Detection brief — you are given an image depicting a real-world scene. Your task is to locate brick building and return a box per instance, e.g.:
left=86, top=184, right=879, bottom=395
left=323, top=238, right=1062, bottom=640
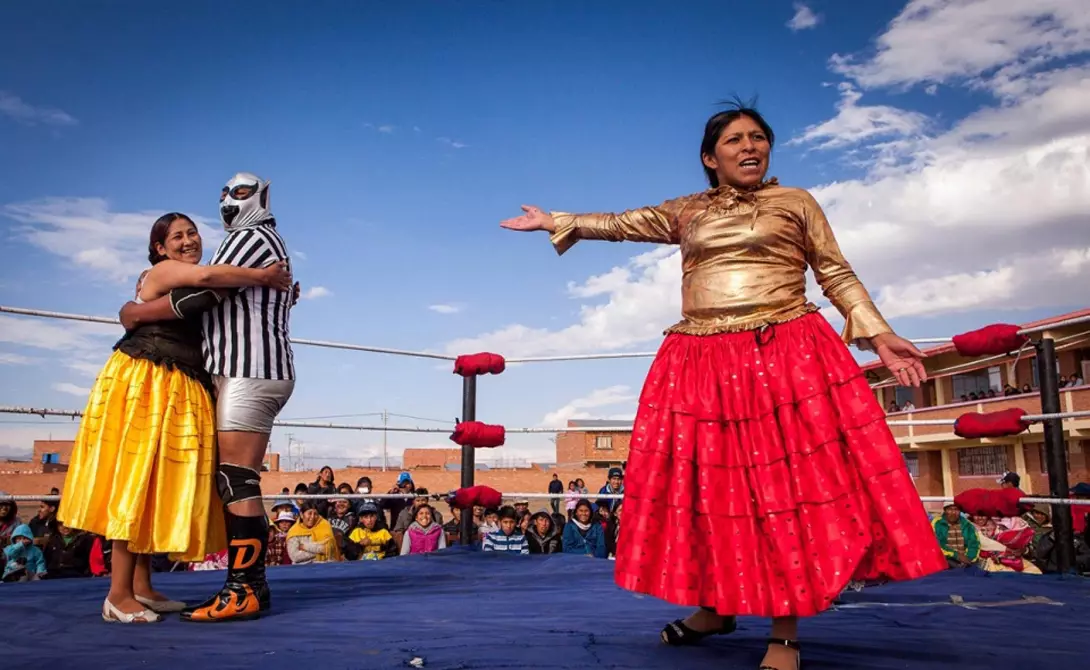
left=555, top=419, right=631, bottom=469
left=402, top=448, right=463, bottom=470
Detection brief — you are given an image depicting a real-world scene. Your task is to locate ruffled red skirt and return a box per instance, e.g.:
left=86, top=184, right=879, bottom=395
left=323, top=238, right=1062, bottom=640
left=614, top=312, right=947, bottom=618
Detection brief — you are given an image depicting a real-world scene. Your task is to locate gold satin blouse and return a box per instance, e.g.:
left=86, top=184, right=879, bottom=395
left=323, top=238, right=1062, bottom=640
left=549, top=179, right=891, bottom=345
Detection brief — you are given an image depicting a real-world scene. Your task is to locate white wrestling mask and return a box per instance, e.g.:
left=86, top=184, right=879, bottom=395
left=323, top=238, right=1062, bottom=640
left=220, top=172, right=273, bottom=231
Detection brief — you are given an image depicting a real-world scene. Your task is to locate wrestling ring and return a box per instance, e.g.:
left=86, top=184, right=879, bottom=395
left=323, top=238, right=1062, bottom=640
left=2, top=303, right=1090, bottom=670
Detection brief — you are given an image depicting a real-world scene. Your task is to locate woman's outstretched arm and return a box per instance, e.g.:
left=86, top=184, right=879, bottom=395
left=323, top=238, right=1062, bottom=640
left=142, top=260, right=291, bottom=299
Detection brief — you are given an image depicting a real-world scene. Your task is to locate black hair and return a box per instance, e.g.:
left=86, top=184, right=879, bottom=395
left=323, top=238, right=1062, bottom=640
left=147, top=212, right=197, bottom=265
left=700, top=96, right=776, bottom=188
left=497, top=505, right=518, bottom=521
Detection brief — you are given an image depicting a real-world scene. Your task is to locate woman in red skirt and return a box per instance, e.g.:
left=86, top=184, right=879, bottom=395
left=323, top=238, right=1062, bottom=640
left=500, top=103, right=948, bottom=670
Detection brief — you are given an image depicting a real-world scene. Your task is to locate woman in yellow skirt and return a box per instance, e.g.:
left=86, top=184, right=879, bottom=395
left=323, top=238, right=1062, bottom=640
left=58, top=212, right=291, bottom=624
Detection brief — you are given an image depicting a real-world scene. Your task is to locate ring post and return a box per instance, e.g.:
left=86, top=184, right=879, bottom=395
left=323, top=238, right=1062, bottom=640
left=459, top=375, right=477, bottom=546
left=1036, top=336, right=1075, bottom=573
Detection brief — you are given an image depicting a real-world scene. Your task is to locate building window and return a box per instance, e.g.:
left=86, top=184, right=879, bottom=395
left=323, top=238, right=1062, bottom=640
left=40, top=452, right=60, bottom=464
left=957, top=446, right=1008, bottom=476
left=952, top=367, right=1000, bottom=399
left=894, top=386, right=915, bottom=408
left=903, top=452, right=920, bottom=478
left=595, top=435, right=613, bottom=450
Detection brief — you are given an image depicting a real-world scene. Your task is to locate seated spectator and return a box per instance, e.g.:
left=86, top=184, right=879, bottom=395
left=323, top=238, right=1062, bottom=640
left=482, top=506, right=529, bottom=554
left=346, top=503, right=397, bottom=560
left=327, top=496, right=357, bottom=555
left=292, top=483, right=310, bottom=512
left=442, top=505, right=477, bottom=546
left=514, top=499, right=531, bottom=516
left=352, top=477, right=388, bottom=531
left=269, top=497, right=298, bottom=518
left=3, top=525, right=47, bottom=582
left=596, top=467, right=624, bottom=514
left=526, top=511, right=562, bottom=554
left=596, top=502, right=611, bottom=531
left=386, top=472, right=415, bottom=530
left=29, top=499, right=58, bottom=546
left=478, top=507, right=500, bottom=541
left=1021, top=384, right=1033, bottom=393
left=563, top=499, right=607, bottom=558
left=267, top=511, right=295, bottom=566
left=550, top=512, right=567, bottom=536
left=518, top=510, right=532, bottom=535
left=189, top=549, right=227, bottom=571
left=969, top=514, right=1041, bottom=574
left=287, top=503, right=342, bottom=564
left=89, top=534, right=111, bottom=577
left=0, top=495, right=20, bottom=545
left=394, top=489, right=443, bottom=532
left=931, top=503, right=980, bottom=568
left=1003, top=384, right=1019, bottom=396
left=43, top=521, right=92, bottom=579
left=401, top=504, right=446, bottom=556
left=605, top=502, right=623, bottom=559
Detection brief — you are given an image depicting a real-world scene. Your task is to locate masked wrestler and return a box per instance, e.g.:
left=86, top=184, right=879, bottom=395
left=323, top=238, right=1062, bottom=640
left=121, top=173, right=297, bottom=622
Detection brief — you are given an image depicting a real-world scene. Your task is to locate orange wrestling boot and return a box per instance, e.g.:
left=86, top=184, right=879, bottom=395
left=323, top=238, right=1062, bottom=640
left=180, top=512, right=270, bottom=623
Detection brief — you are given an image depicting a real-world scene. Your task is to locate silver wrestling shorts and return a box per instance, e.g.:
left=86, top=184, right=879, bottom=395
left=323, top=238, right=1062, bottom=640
left=213, top=376, right=295, bottom=433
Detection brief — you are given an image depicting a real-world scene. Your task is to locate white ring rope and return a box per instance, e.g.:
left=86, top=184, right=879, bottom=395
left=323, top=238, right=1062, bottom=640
left=2, top=405, right=1089, bottom=431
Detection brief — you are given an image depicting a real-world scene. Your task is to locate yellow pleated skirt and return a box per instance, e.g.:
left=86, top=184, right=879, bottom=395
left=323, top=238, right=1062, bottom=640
left=58, top=350, right=225, bottom=561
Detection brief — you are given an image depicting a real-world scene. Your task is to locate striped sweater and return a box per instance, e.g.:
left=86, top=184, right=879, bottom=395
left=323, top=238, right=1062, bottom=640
left=482, top=529, right=529, bottom=554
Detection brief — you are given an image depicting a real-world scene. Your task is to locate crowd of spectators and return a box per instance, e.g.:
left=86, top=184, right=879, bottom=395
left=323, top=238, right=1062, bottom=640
left=5, top=465, right=1088, bottom=583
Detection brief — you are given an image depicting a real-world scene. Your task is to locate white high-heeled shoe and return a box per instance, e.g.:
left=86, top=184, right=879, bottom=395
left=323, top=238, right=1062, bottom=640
left=102, top=598, right=161, bottom=623
left=135, top=595, right=187, bottom=613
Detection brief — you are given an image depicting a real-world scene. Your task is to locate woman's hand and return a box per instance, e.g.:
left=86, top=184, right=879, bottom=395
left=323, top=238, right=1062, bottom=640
left=871, top=333, right=927, bottom=387
left=500, top=205, right=556, bottom=233
left=260, top=261, right=293, bottom=291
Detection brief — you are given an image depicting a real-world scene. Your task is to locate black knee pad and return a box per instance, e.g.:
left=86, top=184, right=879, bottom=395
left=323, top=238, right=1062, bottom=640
left=216, top=464, right=263, bottom=505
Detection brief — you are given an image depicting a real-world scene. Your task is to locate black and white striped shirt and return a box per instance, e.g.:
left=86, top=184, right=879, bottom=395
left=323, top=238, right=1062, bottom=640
left=202, top=221, right=295, bottom=380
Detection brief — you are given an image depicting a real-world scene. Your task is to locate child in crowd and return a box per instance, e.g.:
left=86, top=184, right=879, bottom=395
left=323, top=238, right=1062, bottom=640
left=3, top=525, right=48, bottom=582
left=605, top=502, right=623, bottom=559
left=347, top=503, right=397, bottom=560
left=478, top=508, right=500, bottom=541
left=267, top=511, right=295, bottom=566
left=526, top=511, right=562, bottom=554
left=401, top=504, right=445, bottom=556
left=483, top=506, right=529, bottom=554
left=562, top=499, right=607, bottom=558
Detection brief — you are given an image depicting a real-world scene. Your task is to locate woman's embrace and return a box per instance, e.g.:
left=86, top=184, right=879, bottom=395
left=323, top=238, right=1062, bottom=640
left=57, top=212, right=291, bottom=624
left=501, top=102, right=946, bottom=670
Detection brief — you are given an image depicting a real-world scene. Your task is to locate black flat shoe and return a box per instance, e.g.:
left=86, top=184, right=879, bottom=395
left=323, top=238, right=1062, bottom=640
left=759, top=637, right=801, bottom=670
left=660, top=614, right=737, bottom=646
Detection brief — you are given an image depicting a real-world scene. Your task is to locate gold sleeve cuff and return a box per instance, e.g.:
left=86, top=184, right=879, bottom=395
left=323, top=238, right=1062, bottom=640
left=840, top=300, right=893, bottom=348
left=548, top=212, right=579, bottom=256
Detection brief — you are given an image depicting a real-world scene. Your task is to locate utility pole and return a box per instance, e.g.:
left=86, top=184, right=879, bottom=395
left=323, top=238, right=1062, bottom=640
left=285, top=433, right=295, bottom=472
left=382, top=409, right=388, bottom=472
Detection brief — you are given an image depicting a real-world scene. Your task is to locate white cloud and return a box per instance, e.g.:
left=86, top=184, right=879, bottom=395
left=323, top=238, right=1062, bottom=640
left=787, top=3, right=821, bottom=32
left=0, top=91, right=78, bottom=127
left=3, top=198, right=222, bottom=284
left=301, top=286, right=331, bottom=300
left=293, top=250, right=308, bottom=261
left=442, top=4, right=1090, bottom=360
left=437, top=137, right=468, bottom=149
left=364, top=122, right=396, bottom=134
left=428, top=304, right=462, bottom=315
left=539, top=385, right=637, bottom=428
left=52, top=382, right=91, bottom=397
left=0, top=353, right=37, bottom=365
left=0, top=315, right=119, bottom=353
left=829, top=0, right=1090, bottom=91
left=790, top=83, right=928, bottom=150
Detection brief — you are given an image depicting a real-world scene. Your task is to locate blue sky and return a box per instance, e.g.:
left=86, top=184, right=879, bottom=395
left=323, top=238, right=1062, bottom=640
left=2, top=1, right=1088, bottom=467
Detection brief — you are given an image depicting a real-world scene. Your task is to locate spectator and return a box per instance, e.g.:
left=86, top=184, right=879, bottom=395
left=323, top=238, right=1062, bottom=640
left=307, top=466, right=337, bottom=517
left=29, top=499, right=58, bottom=545
left=3, top=525, right=47, bottom=582
left=400, top=504, right=445, bottom=556
left=1021, top=384, right=1033, bottom=393
left=575, top=478, right=588, bottom=495
left=482, top=506, right=529, bottom=554
left=292, top=483, right=310, bottom=511
left=902, top=400, right=916, bottom=410
left=89, top=534, right=111, bottom=577
left=565, top=481, right=578, bottom=519
left=386, top=472, right=415, bottom=528
left=526, top=511, right=562, bottom=554
left=550, top=512, right=567, bottom=536
left=513, top=499, right=530, bottom=517
left=596, top=468, right=624, bottom=513
left=519, top=511, right=532, bottom=534
left=479, top=508, right=500, bottom=540
left=267, top=511, right=295, bottom=566
left=563, top=499, right=607, bottom=558
left=327, top=497, right=358, bottom=542
left=547, top=474, right=564, bottom=515
left=442, top=505, right=477, bottom=546
left=605, top=502, right=623, bottom=559
left=1003, top=384, right=1019, bottom=396
left=0, top=495, right=19, bottom=547
left=931, top=503, right=980, bottom=569
left=997, top=472, right=1021, bottom=489
left=352, top=477, right=387, bottom=530
left=43, top=521, right=92, bottom=579
left=887, top=400, right=899, bottom=412
left=287, top=503, right=341, bottom=564
left=269, top=498, right=298, bottom=518
left=346, top=503, right=397, bottom=560
left=394, top=489, right=443, bottom=532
